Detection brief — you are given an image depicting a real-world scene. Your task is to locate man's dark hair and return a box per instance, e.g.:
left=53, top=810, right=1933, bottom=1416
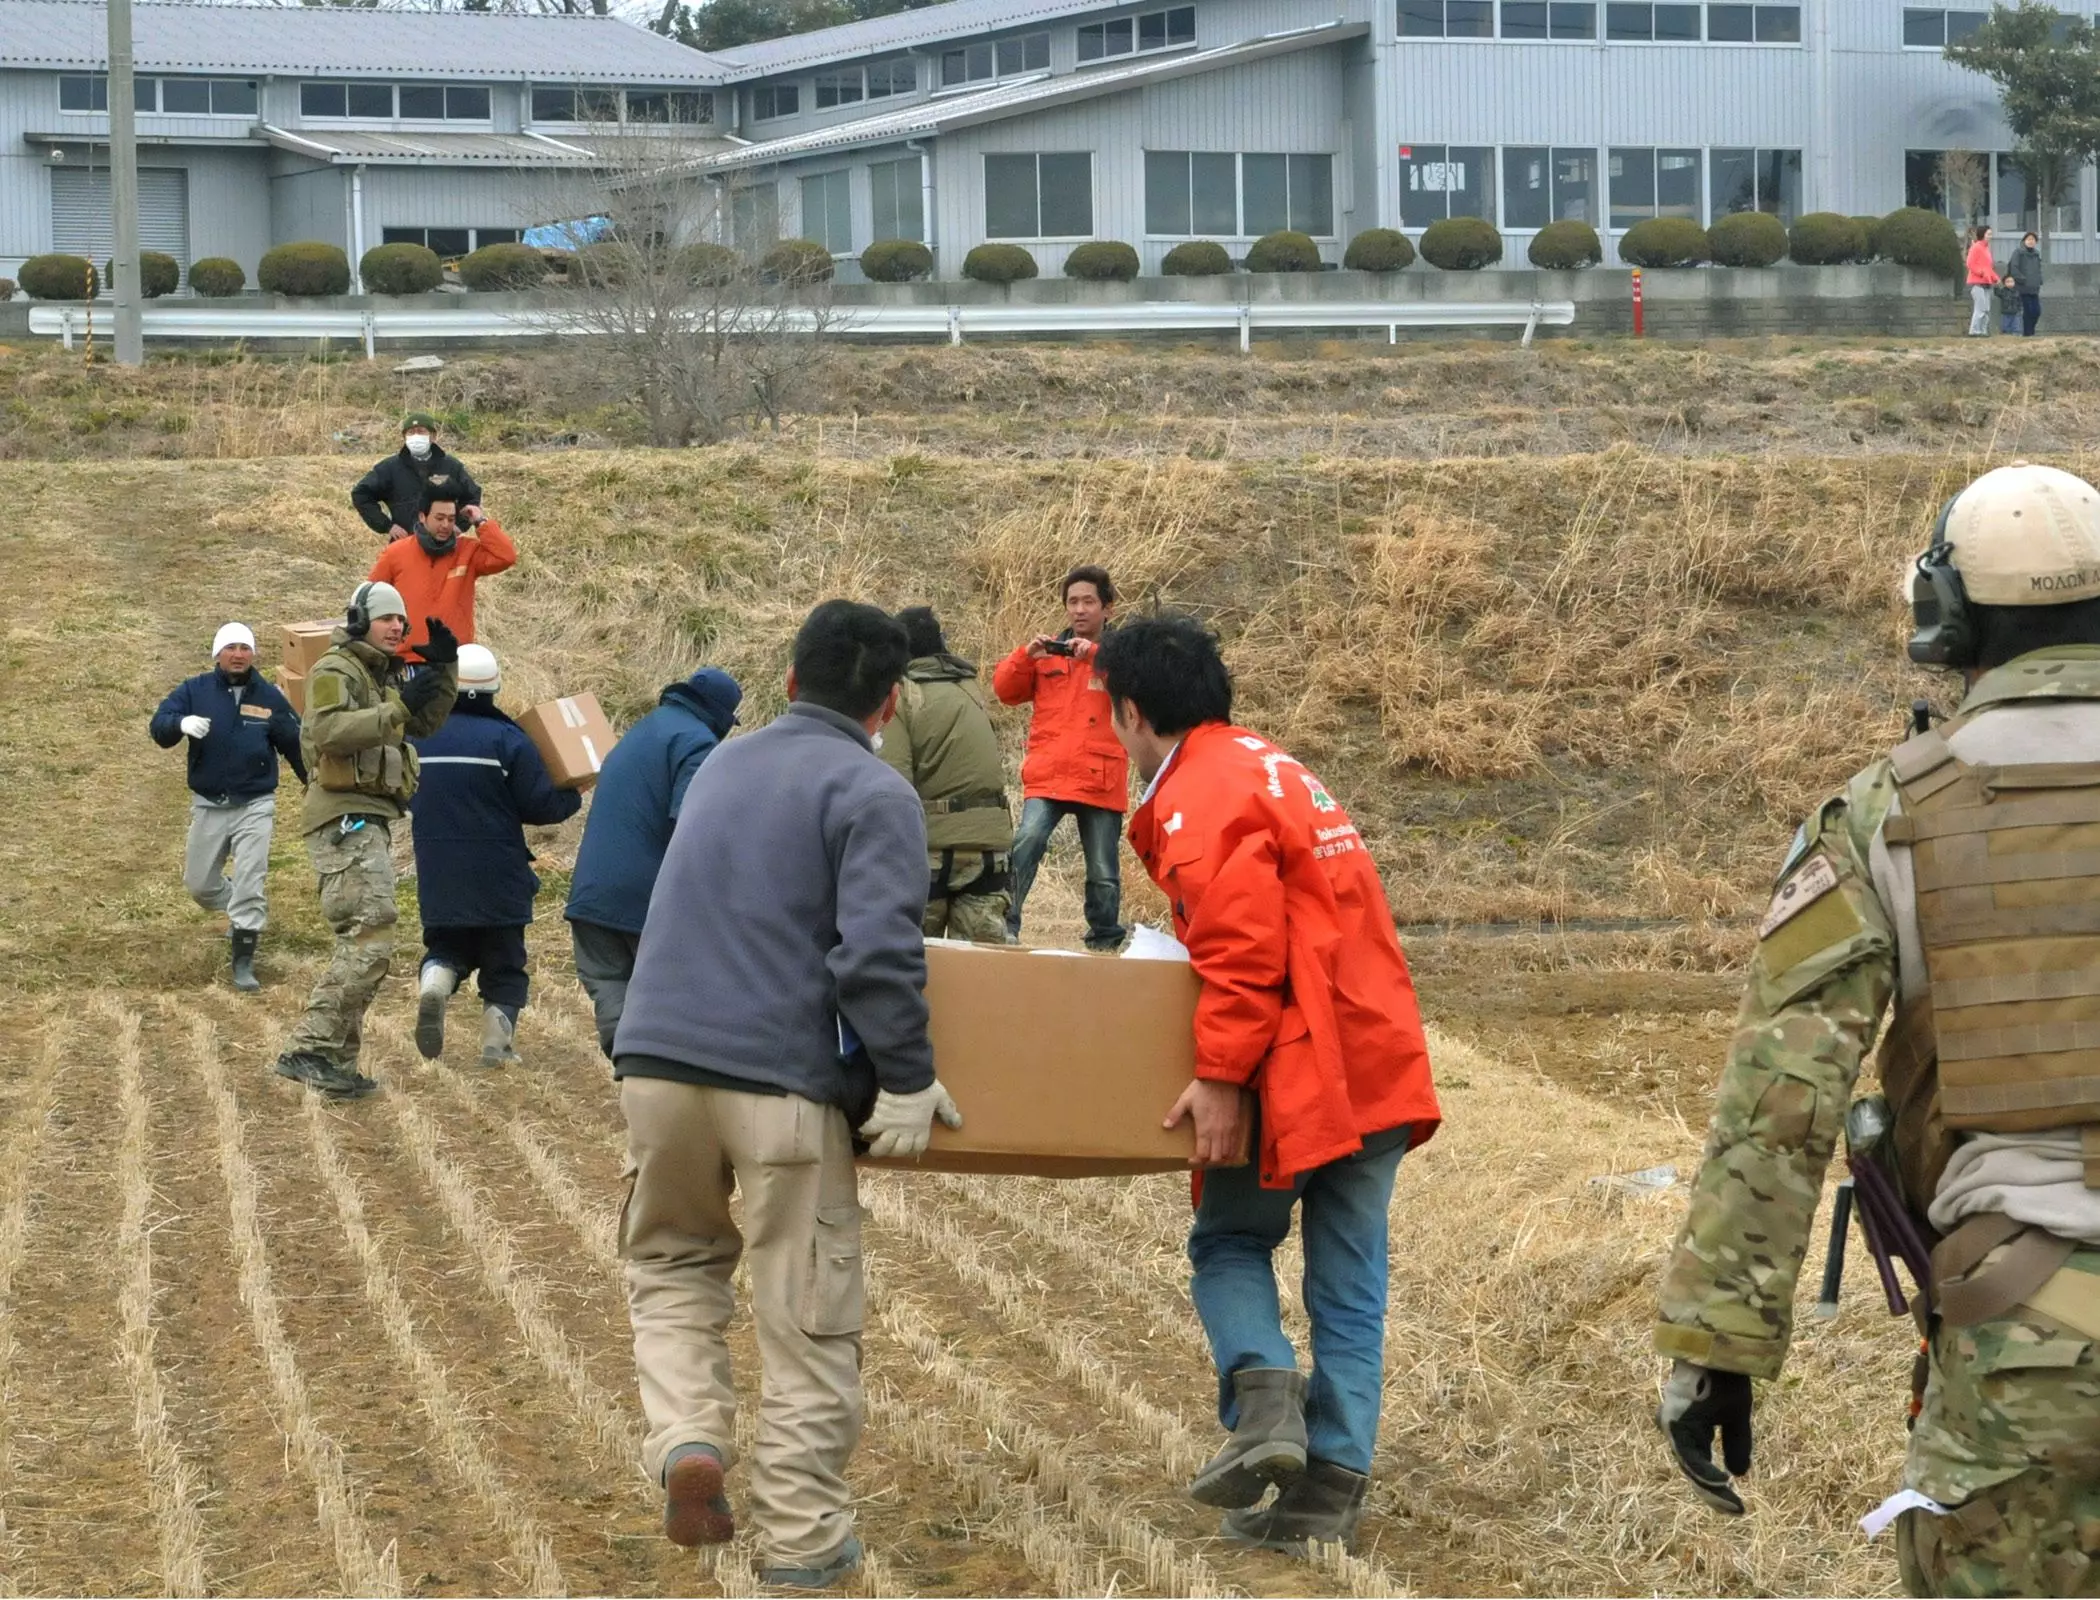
left=895, top=605, right=946, bottom=659
left=1096, top=613, right=1233, bottom=737
left=1973, top=596, right=2100, bottom=670
left=792, top=599, right=911, bottom=721
left=1061, top=564, right=1117, bottom=605
left=419, top=479, right=464, bottom=513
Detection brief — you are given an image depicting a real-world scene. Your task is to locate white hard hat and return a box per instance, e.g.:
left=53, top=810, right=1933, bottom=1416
left=1941, top=462, right=2100, bottom=606
left=212, top=622, right=256, bottom=656
left=456, top=642, right=501, bottom=693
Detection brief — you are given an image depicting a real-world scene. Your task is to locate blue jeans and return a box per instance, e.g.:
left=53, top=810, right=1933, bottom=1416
left=2022, top=292, right=2042, bottom=336
left=1188, top=1125, right=1411, bottom=1475
left=1005, top=797, right=1125, bottom=949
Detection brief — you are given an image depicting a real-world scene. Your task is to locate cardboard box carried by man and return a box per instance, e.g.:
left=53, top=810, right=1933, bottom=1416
left=516, top=691, right=619, bottom=791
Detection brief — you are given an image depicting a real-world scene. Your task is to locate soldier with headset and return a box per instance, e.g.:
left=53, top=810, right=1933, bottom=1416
left=1654, top=462, right=2100, bottom=1595
left=271, top=579, right=459, bottom=1100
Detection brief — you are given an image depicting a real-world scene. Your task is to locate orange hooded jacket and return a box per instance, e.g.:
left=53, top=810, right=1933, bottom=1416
left=992, top=636, right=1131, bottom=811
left=1128, top=721, right=1440, bottom=1187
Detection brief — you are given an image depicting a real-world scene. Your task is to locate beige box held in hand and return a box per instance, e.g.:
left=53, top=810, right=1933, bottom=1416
left=276, top=665, right=307, bottom=716
left=516, top=692, right=617, bottom=791
left=280, top=619, right=337, bottom=678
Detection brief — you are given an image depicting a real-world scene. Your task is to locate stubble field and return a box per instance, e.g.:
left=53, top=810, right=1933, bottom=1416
left=0, top=334, right=2079, bottom=1597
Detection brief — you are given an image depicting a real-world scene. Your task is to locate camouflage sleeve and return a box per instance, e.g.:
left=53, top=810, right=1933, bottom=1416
left=1652, top=765, right=1900, bottom=1380
left=305, top=661, right=405, bottom=756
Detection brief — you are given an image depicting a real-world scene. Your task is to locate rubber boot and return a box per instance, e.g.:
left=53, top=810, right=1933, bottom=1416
left=759, top=1537, right=863, bottom=1590
left=662, top=1443, right=734, bottom=1548
left=1222, top=1458, right=1370, bottom=1554
left=480, top=1005, right=520, bottom=1069
left=415, top=963, right=458, bottom=1060
left=229, top=929, right=261, bottom=994
left=1188, top=1367, right=1307, bottom=1508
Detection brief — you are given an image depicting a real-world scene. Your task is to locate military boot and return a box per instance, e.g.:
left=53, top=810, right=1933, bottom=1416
left=229, top=929, right=261, bottom=994
left=1221, top=1458, right=1369, bottom=1554
left=415, top=963, right=458, bottom=1060
left=480, top=1006, right=520, bottom=1069
left=1188, top=1367, right=1307, bottom=1508
left=273, top=1051, right=379, bottom=1100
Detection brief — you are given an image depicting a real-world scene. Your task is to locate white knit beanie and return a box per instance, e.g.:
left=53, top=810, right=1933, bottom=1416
left=211, top=622, right=256, bottom=656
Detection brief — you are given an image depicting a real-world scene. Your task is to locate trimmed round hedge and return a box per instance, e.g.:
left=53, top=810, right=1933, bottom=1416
left=1245, top=230, right=1321, bottom=272
left=1788, top=211, right=1870, bottom=266
left=359, top=242, right=443, bottom=295
left=1706, top=210, right=1788, bottom=268
left=962, top=243, right=1038, bottom=284
left=761, top=239, right=835, bottom=285
left=103, top=250, right=180, bottom=297
left=1618, top=217, right=1709, bottom=267
left=1161, top=240, right=1232, bottom=275
left=1851, top=215, right=1884, bottom=261
left=1878, top=206, right=1962, bottom=276
left=676, top=242, right=743, bottom=287
left=19, top=253, right=98, bottom=299
left=1343, top=228, right=1415, bottom=271
left=570, top=240, right=636, bottom=286
left=188, top=257, right=245, bottom=297
left=860, top=239, right=933, bottom=282
left=1063, top=240, right=1141, bottom=281
left=1420, top=216, right=1503, bottom=270
left=1528, top=219, right=1602, bottom=269
left=458, top=242, right=549, bottom=292
left=258, top=241, right=351, bottom=296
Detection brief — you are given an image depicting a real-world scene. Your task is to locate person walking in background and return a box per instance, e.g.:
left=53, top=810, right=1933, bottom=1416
left=352, top=411, right=483, bottom=543
left=1965, top=224, right=1996, bottom=336
left=408, top=643, right=581, bottom=1069
left=1994, top=271, right=2020, bottom=336
left=564, top=666, right=742, bottom=1057
left=882, top=606, right=1013, bottom=943
left=149, top=621, right=307, bottom=993
left=2008, top=229, right=2044, bottom=336
left=611, top=601, right=958, bottom=1586
left=367, top=482, right=516, bottom=654
left=993, top=565, right=1129, bottom=950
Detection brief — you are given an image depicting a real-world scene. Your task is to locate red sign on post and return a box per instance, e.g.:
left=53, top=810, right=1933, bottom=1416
left=1631, top=265, right=1645, bottom=338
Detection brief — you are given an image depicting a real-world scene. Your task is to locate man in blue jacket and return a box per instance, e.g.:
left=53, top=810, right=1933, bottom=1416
left=408, top=643, right=582, bottom=1068
left=564, top=665, right=742, bottom=1057
left=150, top=622, right=308, bottom=992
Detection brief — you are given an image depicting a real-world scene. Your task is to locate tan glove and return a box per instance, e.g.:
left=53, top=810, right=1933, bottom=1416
left=858, top=1081, right=963, bottom=1159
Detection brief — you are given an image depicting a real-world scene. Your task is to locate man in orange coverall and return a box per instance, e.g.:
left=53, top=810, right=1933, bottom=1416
left=1099, top=612, right=1441, bottom=1557
left=367, top=481, right=516, bottom=655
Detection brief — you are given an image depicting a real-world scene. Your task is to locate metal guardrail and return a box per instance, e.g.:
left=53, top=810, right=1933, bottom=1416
left=29, top=297, right=1577, bottom=353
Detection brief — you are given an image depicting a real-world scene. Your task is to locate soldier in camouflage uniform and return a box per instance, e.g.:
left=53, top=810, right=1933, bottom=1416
left=881, top=607, right=1014, bottom=943
left=1655, top=463, right=2100, bottom=1597
left=272, top=580, right=459, bottom=1099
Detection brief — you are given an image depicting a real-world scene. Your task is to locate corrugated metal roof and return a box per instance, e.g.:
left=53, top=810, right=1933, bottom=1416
left=261, top=124, right=729, bottom=165
left=0, top=1, right=726, bottom=82
left=696, top=20, right=1366, bottom=169
left=710, top=0, right=1128, bottom=75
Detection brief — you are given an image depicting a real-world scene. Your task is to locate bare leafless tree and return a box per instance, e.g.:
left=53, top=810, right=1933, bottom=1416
left=1937, top=149, right=1991, bottom=227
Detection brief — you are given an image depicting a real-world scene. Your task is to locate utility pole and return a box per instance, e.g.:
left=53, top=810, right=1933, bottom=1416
left=108, top=0, right=143, bottom=365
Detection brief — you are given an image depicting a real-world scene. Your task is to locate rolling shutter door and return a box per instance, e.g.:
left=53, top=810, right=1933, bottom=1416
left=49, top=167, right=192, bottom=282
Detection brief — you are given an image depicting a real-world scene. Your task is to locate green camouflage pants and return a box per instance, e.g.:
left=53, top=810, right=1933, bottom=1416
left=283, top=818, right=397, bottom=1069
left=923, top=850, right=1011, bottom=944
left=1896, top=1250, right=2100, bottom=1597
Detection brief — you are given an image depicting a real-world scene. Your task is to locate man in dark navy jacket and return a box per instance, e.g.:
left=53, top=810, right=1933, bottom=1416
left=150, top=622, right=307, bottom=992
left=408, top=643, right=581, bottom=1067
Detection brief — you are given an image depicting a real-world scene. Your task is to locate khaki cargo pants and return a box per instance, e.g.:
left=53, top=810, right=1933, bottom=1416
left=924, top=849, right=1011, bottom=945
left=619, top=1076, right=864, bottom=1567
left=282, top=817, right=397, bottom=1069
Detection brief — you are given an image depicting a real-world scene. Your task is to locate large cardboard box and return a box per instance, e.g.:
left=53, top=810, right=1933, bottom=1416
left=277, top=665, right=306, bottom=716
left=280, top=619, right=337, bottom=678
left=516, top=692, right=618, bottom=791
left=863, top=940, right=1244, bottom=1177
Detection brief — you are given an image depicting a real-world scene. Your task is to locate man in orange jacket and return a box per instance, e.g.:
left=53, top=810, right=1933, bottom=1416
left=991, top=565, right=1128, bottom=950
left=367, top=481, right=517, bottom=656
left=1099, top=613, right=1440, bottom=1558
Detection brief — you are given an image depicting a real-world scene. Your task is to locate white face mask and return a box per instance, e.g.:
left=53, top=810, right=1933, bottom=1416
left=405, top=433, right=432, bottom=459
left=870, top=730, right=884, bottom=751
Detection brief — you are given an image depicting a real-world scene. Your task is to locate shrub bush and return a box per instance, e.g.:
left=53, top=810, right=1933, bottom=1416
left=1878, top=206, right=1963, bottom=276
left=102, top=251, right=180, bottom=297
left=1527, top=219, right=1603, bottom=269
left=458, top=242, right=548, bottom=291
left=1420, top=216, right=1504, bottom=270
left=188, top=257, right=245, bottom=297
left=1851, top=215, right=1884, bottom=262
left=860, top=239, right=934, bottom=282
left=675, top=242, right=744, bottom=287
left=1245, top=230, right=1321, bottom=272
left=359, top=242, right=443, bottom=295
left=0, top=280, right=13, bottom=303
left=19, top=253, right=97, bottom=299
left=1705, top=210, right=1788, bottom=268
left=1618, top=217, right=1710, bottom=267
left=1161, top=240, right=1233, bottom=275
left=962, top=243, right=1038, bottom=284
left=761, top=238, right=835, bottom=285
left=258, top=241, right=351, bottom=296
left=1343, top=228, right=1415, bottom=271
left=570, top=240, right=636, bottom=286
left=1063, top=240, right=1141, bottom=281
left=1788, top=211, right=1870, bottom=266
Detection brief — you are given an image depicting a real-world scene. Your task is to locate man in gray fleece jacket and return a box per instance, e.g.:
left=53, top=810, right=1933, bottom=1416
left=613, top=599, right=961, bottom=1589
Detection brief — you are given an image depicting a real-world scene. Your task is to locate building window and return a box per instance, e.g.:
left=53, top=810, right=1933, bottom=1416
left=1710, top=146, right=1802, bottom=225
left=382, top=226, right=483, bottom=256
left=943, top=33, right=1048, bottom=86
left=1502, top=146, right=1550, bottom=227
left=304, top=81, right=397, bottom=118
left=395, top=83, right=489, bottom=120
left=531, top=86, right=622, bottom=122
left=1398, top=145, right=1494, bottom=227
left=1398, top=0, right=1495, bottom=36
left=732, top=183, right=780, bottom=248
left=866, top=58, right=916, bottom=97
left=816, top=62, right=911, bottom=106
left=625, top=88, right=712, bottom=124
left=1608, top=147, right=1702, bottom=227
left=1243, top=153, right=1334, bottom=235
left=752, top=83, right=800, bottom=120
left=1903, top=8, right=1988, bottom=46
left=1605, top=3, right=1702, bottom=39
left=1994, top=151, right=2084, bottom=235
left=984, top=152, right=1093, bottom=238
left=1705, top=4, right=1800, bottom=40
left=800, top=170, right=852, bottom=254
left=999, top=32, right=1053, bottom=72
left=1144, top=151, right=1333, bottom=236
left=1554, top=148, right=1596, bottom=223
left=870, top=156, right=924, bottom=241
left=1499, top=2, right=1598, bottom=39
left=1079, top=5, right=1194, bottom=59
left=60, top=74, right=166, bottom=112
left=814, top=70, right=864, bottom=108
left=146, top=77, right=257, bottom=116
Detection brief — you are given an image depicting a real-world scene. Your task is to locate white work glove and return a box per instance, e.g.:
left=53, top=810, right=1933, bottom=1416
left=179, top=715, right=211, bottom=740
left=857, top=1080, right=963, bottom=1160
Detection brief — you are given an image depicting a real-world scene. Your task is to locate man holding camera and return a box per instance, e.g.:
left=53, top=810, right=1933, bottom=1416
left=271, top=580, right=459, bottom=1100
left=366, top=480, right=515, bottom=654
left=351, top=412, right=483, bottom=543
left=993, top=565, right=1128, bottom=950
